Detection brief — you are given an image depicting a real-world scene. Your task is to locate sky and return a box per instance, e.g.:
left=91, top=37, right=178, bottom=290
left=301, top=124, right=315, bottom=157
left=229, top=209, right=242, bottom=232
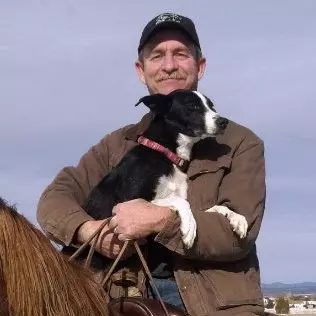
left=1, top=1, right=315, bottom=284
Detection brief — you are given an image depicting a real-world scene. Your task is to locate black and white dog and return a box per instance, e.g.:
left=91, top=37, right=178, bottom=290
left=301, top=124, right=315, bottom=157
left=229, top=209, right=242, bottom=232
left=85, top=89, right=248, bottom=250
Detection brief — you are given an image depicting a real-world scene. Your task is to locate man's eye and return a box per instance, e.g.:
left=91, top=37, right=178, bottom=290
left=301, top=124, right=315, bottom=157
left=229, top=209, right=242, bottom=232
left=176, top=52, right=189, bottom=58
left=151, top=54, right=161, bottom=60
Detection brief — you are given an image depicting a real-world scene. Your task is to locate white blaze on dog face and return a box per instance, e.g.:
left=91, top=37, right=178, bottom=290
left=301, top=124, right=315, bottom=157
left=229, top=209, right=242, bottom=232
left=164, top=89, right=227, bottom=139
left=193, top=91, right=219, bottom=135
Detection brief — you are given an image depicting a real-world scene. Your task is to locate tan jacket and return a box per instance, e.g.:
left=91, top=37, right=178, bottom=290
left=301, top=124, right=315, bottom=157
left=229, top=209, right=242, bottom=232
left=37, top=113, right=266, bottom=316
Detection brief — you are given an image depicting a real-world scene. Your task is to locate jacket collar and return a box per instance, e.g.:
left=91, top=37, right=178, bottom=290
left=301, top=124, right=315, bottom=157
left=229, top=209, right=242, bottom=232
left=124, top=112, right=154, bottom=142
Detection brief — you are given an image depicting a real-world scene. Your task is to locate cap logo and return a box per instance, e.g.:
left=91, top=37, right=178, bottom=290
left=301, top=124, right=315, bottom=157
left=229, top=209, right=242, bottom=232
left=155, top=13, right=182, bottom=25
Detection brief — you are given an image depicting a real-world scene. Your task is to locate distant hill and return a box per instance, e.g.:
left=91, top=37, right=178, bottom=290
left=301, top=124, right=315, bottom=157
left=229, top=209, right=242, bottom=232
left=262, top=282, right=316, bottom=295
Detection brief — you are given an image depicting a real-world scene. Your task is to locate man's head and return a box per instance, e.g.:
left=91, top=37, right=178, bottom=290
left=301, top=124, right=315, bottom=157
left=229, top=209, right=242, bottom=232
left=135, top=13, right=206, bottom=95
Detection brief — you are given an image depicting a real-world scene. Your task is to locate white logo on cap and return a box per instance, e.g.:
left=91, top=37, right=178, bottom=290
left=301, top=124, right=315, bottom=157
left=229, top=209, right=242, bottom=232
left=155, top=13, right=182, bottom=25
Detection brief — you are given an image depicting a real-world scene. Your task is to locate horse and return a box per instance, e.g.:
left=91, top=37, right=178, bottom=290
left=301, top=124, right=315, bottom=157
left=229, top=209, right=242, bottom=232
left=0, top=197, right=109, bottom=316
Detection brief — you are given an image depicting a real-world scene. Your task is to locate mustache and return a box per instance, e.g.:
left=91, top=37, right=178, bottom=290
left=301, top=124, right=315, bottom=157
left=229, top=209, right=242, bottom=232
left=155, top=72, right=186, bottom=81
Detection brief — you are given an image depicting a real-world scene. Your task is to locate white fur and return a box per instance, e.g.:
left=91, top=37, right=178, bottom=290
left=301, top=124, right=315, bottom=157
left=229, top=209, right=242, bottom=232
left=152, top=165, right=196, bottom=248
left=154, top=165, right=188, bottom=200
left=205, top=205, right=248, bottom=239
left=150, top=132, right=201, bottom=249
left=152, top=196, right=196, bottom=248
left=193, top=90, right=219, bottom=135
left=176, top=133, right=197, bottom=161
left=150, top=90, right=227, bottom=248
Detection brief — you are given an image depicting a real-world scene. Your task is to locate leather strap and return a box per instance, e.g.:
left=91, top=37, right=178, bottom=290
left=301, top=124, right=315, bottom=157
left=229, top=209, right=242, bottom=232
left=68, top=218, right=171, bottom=316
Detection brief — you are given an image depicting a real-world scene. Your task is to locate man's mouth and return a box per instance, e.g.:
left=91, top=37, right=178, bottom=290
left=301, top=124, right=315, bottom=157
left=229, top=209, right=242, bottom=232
left=158, top=78, right=185, bottom=82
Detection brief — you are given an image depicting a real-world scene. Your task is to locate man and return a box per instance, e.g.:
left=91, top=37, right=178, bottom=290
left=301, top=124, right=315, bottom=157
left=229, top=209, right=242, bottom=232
left=37, top=13, right=266, bottom=316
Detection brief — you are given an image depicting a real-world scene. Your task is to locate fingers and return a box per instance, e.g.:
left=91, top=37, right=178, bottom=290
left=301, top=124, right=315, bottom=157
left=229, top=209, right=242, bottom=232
left=108, top=216, right=132, bottom=241
left=108, top=216, right=126, bottom=237
left=117, top=233, right=131, bottom=241
left=109, top=199, right=155, bottom=241
left=108, top=215, right=118, bottom=230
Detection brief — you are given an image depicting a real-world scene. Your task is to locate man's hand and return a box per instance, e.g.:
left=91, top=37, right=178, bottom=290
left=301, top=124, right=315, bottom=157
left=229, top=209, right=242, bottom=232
left=75, top=220, right=138, bottom=259
left=108, top=198, right=173, bottom=241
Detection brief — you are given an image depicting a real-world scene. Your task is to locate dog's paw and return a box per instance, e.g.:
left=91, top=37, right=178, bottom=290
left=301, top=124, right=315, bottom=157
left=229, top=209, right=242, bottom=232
left=152, top=197, right=197, bottom=248
left=178, top=207, right=196, bottom=249
left=163, top=198, right=196, bottom=248
left=205, top=205, right=248, bottom=239
left=227, top=213, right=248, bottom=239
left=205, top=205, right=224, bottom=214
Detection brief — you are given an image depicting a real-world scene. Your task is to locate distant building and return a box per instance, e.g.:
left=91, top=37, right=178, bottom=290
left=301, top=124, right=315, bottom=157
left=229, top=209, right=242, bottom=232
left=264, top=297, right=275, bottom=308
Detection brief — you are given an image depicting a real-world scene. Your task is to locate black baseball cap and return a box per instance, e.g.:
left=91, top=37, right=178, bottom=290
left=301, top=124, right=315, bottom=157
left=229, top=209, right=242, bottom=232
left=138, top=13, right=201, bottom=54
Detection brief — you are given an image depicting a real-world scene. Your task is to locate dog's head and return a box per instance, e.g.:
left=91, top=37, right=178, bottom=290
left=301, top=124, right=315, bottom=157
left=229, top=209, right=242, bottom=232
left=135, top=89, right=228, bottom=137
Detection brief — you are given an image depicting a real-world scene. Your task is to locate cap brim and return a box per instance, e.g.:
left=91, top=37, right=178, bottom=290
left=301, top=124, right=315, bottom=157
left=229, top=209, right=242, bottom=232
left=139, top=22, right=199, bottom=52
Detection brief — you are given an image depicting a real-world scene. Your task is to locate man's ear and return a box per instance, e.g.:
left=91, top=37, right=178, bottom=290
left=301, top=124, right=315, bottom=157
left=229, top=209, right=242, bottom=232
left=197, top=57, right=206, bottom=81
left=135, top=94, right=172, bottom=114
left=135, top=61, right=146, bottom=85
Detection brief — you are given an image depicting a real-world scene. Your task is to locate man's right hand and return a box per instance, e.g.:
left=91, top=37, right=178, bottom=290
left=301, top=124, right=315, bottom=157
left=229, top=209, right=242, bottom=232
left=75, top=220, right=138, bottom=259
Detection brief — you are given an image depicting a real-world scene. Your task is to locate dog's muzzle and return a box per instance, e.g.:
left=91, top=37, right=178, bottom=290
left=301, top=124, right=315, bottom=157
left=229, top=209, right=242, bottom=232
left=215, top=117, right=229, bottom=130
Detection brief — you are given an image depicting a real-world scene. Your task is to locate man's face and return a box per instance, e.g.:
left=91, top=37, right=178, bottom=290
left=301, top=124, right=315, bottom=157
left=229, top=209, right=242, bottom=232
left=135, top=30, right=206, bottom=95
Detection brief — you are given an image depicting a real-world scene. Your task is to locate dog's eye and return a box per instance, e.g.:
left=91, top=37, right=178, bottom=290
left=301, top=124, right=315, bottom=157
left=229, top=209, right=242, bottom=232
left=210, top=105, right=217, bottom=112
left=206, top=99, right=217, bottom=112
left=188, top=104, right=199, bottom=111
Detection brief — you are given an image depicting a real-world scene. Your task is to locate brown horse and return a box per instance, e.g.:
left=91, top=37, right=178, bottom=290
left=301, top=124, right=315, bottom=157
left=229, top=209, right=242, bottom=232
left=0, top=197, right=109, bottom=316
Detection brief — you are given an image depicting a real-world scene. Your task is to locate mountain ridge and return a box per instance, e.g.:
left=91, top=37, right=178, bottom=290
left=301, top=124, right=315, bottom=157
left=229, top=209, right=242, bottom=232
left=262, top=282, right=316, bottom=288
left=262, top=282, right=316, bottom=295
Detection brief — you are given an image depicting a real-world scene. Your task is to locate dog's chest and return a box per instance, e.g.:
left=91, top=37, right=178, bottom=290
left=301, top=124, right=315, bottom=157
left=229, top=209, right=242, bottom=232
left=153, top=166, right=188, bottom=200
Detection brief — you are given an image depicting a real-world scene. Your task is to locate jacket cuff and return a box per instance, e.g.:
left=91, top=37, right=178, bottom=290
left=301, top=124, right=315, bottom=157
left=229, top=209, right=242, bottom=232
left=154, top=211, right=182, bottom=251
left=44, top=209, right=94, bottom=246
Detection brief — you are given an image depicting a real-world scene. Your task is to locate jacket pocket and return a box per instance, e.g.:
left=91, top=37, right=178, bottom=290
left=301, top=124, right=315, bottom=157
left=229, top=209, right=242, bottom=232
left=200, top=265, right=263, bottom=309
left=187, top=156, right=232, bottom=211
left=188, top=156, right=232, bottom=179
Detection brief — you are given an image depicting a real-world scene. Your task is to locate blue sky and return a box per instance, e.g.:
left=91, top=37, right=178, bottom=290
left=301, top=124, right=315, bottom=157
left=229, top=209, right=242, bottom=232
left=1, top=1, right=315, bottom=283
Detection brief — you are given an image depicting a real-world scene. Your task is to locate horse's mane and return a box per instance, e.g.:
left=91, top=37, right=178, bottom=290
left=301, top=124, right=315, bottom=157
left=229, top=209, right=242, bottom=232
left=0, top=197, right=108, bottom=316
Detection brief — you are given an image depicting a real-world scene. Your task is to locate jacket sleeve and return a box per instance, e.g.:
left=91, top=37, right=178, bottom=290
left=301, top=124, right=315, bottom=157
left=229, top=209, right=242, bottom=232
left=36, top=136, right=111, bottom=246
left=155, top=136, right=266, bottom=262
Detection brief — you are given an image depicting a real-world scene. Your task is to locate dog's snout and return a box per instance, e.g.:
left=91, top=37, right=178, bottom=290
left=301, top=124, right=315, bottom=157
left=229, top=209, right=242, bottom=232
left=216, top=117, right=229, bottom=129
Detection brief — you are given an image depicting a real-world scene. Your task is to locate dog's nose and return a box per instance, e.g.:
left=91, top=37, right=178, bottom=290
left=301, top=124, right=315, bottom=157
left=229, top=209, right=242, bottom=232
left=216, top=117, right=229, bottom=129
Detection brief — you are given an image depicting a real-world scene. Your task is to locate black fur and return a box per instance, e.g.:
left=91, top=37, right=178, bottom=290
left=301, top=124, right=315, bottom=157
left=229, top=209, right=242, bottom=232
left=62, top=89, right=227, bottom=269
left=84, top=89, right=220, bottom=220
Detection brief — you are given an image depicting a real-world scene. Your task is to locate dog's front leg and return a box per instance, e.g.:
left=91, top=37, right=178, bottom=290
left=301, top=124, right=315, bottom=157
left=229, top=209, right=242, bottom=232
left=151, top=197, right=196, bottom=249
left=205, top=205, right=248, bottom=238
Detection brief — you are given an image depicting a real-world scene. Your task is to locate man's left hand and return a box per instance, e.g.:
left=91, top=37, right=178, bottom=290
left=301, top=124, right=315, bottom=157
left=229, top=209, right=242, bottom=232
left=108, top=198, right=173, bottom=241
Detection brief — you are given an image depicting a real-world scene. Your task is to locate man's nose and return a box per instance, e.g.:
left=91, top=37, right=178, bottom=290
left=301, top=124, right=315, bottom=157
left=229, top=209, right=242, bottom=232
left=161, top=54, right=178, bottom=73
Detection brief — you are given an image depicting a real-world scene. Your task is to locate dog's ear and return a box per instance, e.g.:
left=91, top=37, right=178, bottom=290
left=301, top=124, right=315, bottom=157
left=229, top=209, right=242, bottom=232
left=135, top=94, right=172, bottom=114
